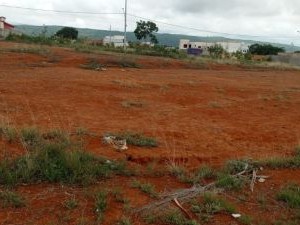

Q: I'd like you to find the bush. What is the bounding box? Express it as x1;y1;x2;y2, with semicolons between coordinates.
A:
0;128;126;186
249;43;285;55
55;27;78;40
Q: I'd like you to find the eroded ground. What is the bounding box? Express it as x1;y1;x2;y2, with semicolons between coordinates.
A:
0;42;300;225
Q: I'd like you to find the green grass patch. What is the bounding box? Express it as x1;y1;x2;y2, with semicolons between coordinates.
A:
95;191;108;222
0;127;127;187
192;193;236;215
216;173;245;191
277;183;300;208
0;124;18;143
131;179;158;198
107;131;158;148
0;190;26;208
64;197;79;210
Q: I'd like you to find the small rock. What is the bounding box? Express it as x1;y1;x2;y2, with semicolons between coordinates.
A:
258;178;266;183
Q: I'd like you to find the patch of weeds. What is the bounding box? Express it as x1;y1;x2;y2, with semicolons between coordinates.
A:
80;58;104;71
256;156;300;169
145;161;166;177
166;162;196;184
64;197;79;210
95;191;107;222
112;188;129;204
43;129;70;145
277;183;300;208
216;173;245;191
107;131;158;148
190;165;216;184
238;215;253;225
191;193;236;218
119;57;139;68
161;210;199;225
131;179;158;198
20;127;42;148
225;160;250;174
0;190;26;208
0;125;17;143
0;132;126;186
116;216;132;225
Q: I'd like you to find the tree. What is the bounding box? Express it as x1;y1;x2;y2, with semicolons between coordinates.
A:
249;44;284;55
208;44;225;58
55;27;78;40
134;20;159;44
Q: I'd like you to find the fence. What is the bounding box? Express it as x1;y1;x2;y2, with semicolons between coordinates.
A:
271;53;300;66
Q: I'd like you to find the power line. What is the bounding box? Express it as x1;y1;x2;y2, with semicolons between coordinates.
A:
1;4;298;41
127;13;299;40
0;4;123;15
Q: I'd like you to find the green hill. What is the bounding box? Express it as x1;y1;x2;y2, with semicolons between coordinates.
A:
15;25;299;52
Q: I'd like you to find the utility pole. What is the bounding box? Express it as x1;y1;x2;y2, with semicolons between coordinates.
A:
109;24;112;45
124;0;128;51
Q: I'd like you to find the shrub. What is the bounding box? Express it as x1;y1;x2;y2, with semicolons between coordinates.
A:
277;183;300;208
0;190;26;208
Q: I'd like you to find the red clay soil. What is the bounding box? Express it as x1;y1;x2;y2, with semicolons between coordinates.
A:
0;41;300;225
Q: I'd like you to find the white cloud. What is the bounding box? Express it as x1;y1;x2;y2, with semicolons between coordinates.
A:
0;0;299;45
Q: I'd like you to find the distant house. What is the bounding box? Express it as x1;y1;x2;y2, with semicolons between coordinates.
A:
0;16;18;38
103;35;128;48
179;39;249;55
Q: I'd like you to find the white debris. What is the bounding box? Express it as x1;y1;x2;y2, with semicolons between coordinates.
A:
103;136;128;151
232;214;242;218
258;178;266;183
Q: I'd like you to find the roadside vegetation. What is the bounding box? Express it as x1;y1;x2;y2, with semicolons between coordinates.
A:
0;126;127;187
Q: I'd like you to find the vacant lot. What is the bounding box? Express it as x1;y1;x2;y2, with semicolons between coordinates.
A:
0;42;299;225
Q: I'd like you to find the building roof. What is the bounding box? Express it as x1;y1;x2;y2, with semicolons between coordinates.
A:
4;21;14;29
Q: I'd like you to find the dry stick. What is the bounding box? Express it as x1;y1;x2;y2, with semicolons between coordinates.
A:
173;198;193;220
250;169;257;192
134;163;250;214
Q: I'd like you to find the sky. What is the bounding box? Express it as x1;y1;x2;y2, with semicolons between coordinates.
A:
0;0;300;46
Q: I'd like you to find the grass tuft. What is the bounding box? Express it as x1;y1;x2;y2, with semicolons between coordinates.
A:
131;179;158;198
95;191;107;222
64;197;79;210
277;183;300;208
0;190;26;208
107;131;158;148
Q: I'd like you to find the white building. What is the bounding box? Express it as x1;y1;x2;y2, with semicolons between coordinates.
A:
179;39;249;54
103;35;128;48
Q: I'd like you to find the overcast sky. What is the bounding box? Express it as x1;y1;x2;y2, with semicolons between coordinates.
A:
1;0;300;45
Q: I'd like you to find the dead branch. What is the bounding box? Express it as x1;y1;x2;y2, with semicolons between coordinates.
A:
250;169;257;192
134;163;250;214
173;198;193;220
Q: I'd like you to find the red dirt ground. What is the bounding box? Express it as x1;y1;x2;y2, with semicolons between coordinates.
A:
0;41;299;225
